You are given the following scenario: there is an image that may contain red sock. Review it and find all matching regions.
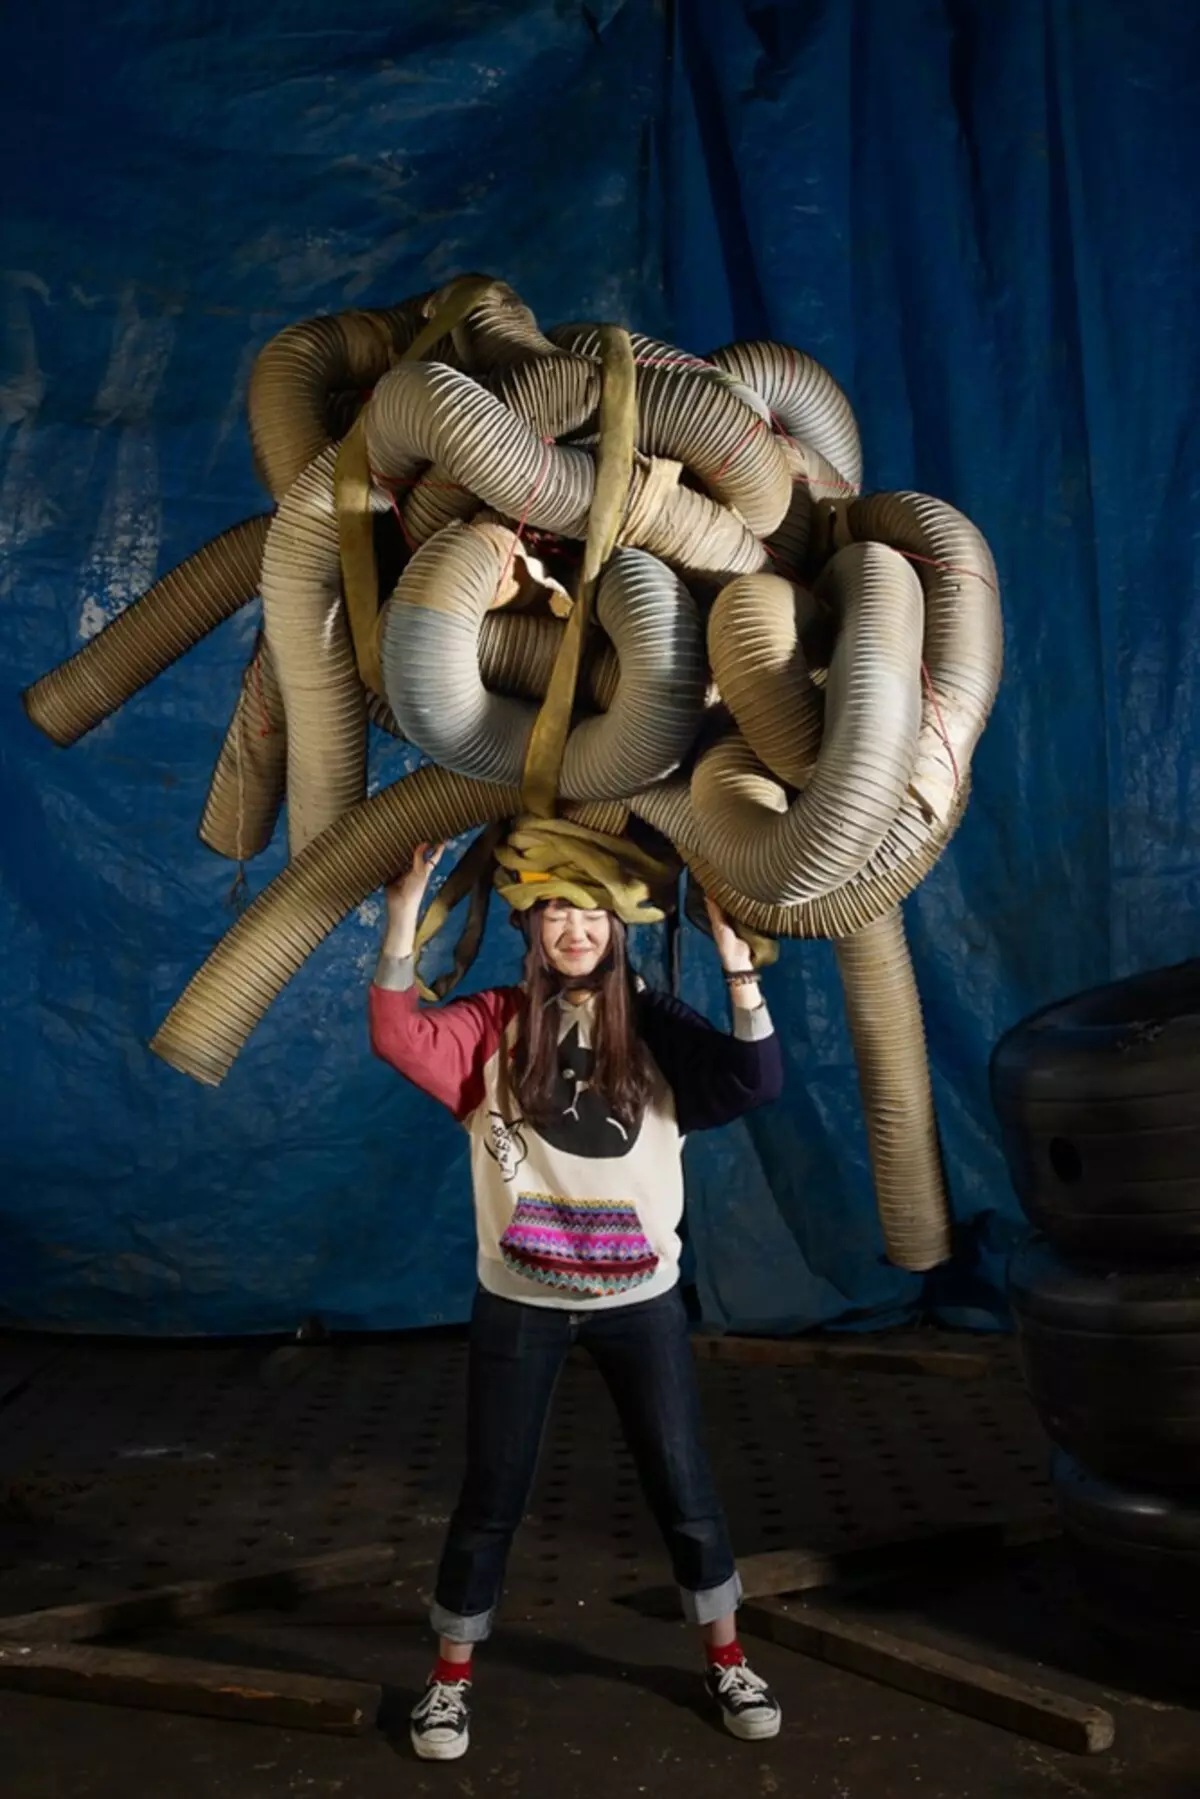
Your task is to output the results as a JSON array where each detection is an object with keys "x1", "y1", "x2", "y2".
[
  {"x1": 706, "y1": 1640, "x2": 745, "y2": 1670},
  {"x1": 433, "y1": 1654, "x2": 472, "y2": 1686}
]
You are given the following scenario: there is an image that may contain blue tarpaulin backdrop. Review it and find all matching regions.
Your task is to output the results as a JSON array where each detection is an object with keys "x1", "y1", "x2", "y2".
[{"x1": 1, "y1": 2, "x2": 1197, "y2": 1335}]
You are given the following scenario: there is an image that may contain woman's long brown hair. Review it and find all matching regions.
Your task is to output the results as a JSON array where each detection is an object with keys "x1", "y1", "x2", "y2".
[{"x1": 510, "y1": 907, "x2": 655, "y2": 1132}]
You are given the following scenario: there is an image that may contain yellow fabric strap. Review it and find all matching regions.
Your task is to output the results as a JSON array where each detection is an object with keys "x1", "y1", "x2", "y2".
[
  {"x1": 494, "y1": 815, "x2": 677, "y2": 926},
  {"x1": 403, "y1": 275, "x2": 499, "y2": 361},
  {"x1": 519, "y1": 325, "x2": 637, "y2": 818},
  {"x1": 335, "y1": 274, "x2": 502, "y2": 704},
  {"x1": 334, "y1": 416, "x2": 383, "y2": 694},
  {"x1": 683, "y1": 872, "x2": 779, "y2": 971},
  {"x1": 411, "y1": 823, "x2": 506, "y2": 1003},
  {"x1": 740, "y1": 924, "x2": 779, "y2": 970}
]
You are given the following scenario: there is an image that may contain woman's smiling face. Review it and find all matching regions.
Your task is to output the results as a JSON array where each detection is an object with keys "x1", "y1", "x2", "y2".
[{"x1": 539, "y1": 900, "x2": 612, "y2": 978}]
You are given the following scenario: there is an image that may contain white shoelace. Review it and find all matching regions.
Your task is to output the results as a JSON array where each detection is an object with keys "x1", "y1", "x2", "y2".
[
  {"x1": 716, "y1": 1662, "x2": 772, "y2": 1706},
  {"x1": 419, "y1": 1681, "x2": 469, "y2": 1727}
]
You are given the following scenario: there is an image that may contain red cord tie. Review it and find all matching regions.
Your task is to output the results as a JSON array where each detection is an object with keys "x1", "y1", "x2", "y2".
[
  {"x1": 897, "y1": 546, "x2": 999, "y2": 598},
  {"x1": 368, "y1": 470, "x2": 471, "y2": 495},
  {"x1": 921, "y1": 660, "x2": 960, "y2": 791},
  {"x1": 710, "y1": 415, "x2": 768, "y2": 482},
  {"x1": 384, "y1": 483, "x2": 416, "y2": 552},
  {"x1": 634, "y1": 353, "x2": 713, "y2": 372}
]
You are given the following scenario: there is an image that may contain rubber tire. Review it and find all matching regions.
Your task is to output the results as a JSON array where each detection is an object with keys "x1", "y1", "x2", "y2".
[
  {"x1": 1053, "y1": 1452, "x2": 1200, "y2": 1673},
  {"x1": 1009, "y1": 1239, "x2": 1200, "y2": 1489},
  {"x1": 990, "y1": 959, "x2": 1200, "y2": 1258}
]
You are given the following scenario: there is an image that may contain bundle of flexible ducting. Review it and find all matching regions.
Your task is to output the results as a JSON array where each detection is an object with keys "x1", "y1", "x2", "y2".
[{"x1": 22, "y1": 274, "x2": 1003, "y2": 1272}]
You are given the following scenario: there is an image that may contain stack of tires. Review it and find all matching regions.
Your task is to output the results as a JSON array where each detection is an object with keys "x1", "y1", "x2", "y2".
[{"x1": 990, "y1": 960, "x2": 1200, "y2": 1676}]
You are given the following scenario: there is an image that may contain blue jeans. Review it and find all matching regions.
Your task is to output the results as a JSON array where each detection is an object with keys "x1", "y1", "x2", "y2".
[{"x1": 431, "y1": 1285, "x2": 742, "y2": 1643}]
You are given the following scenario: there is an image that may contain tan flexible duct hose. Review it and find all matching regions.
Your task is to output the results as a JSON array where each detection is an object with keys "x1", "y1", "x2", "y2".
[
  {"x1": 628, "y1": 776, "x2": 970, "y2": 941},
  {"x1": 507, "y1": 322, "x2": 776, "y2": 454},
  {"x1": 364, "y1": 360, "x2": 766, "y2": 576},
  {"x1": 558, "y1": 548, "x2": 705, "y2": 799},
  {"x1": 400, "y1": 463, "x2": 480, "y2": 546},
  {"x1": 550, "y1": 324, "x2": 711, "y2": 369},
  {"x1": 629, "y1": 354, "x2": 792, "y2": 537},
  {"x1": 244, "y1": 286, "x2": 509, "y2": 805},
  {"x1": 364, "y1": 613, "x2": 618, "y2": 737},
  {"x1": 477, "y1": 611, "x2": 619, "y2": 710},
  {"x1": 249, "y1": 313, "x2": 353, "y2": 498},
  {"x1": 493, "y1": 349, "x2": 602, "y2": 437},
  {"x1": 433, "y1": 277, "x2": 563, "y2": 372},
  {"x1": 707, "y1": 340, "x2": 863, "y2": 492},
  {"x1": 687, "y1": 492, "x2": 1001, "y2": 914},
  {"x1": 690, "y1": 543, "x2": 925, "y2": 903},
  {"x1": 151, "y1": 765, "x2": 520, "y2": 1086},
  {"x1": 842, "y1": 491, "x2": 1001, "y2": 860},
  {"x1": 22, "y1": 516, "x2": 271, "y2": 747},
  {"x1": 260, "y1": 444, "x2": 371, "y2": 851},
  {"x1": 834, "y1": 908, "x2": 951, "y2": 1270},
  {"x1": 201, "y1": 600, "x2": 622, "y2": 864},
  {"x1": 848, "y1": 491, "x2": 1003, "y2": 726},
  {"x1": 550, "y1": 325, "x2": 776, "y2": 425},
  {"x1": 766, "y1": 437, "x2": 855, "y2": 580},
  {"x1": 200, "y1": 635, "x2": 286, "y2": 861},
  {"x1": 496, "y1": 348, "x2": 792, "y2": 538},
  {"x1": 562, "y1": 799, "x2": 632, "y2": 837},
  {"x1": 34, "y1": 276, "x2": 1005, "y2": 1275},
  {"x1": 631, "y1": 469, "x2": 767, "y2": 575},
  {"x1": 150, "y1": 752, "x2": 967, "y2": 1097},
  {"x1": 380, "y1": 520, "x2": 546, "y2": 781},
  {"x1": 707, "y1": 572, "x2": 825, "y2": 787},
  {"x1": 247, "y1": 299, "x2": 434, "y2": 500},
  {"x1": 367, "y1": 360, "x2": 592, "y2": 527},
  {"x1": 380, "y1": 524, "x2": 703, "y2": 797}
]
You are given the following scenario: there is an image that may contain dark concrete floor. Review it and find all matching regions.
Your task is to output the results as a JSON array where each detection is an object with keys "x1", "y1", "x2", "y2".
[{"x1": 0, "y1": 1329, "x2": 1196, "y2": 1799}]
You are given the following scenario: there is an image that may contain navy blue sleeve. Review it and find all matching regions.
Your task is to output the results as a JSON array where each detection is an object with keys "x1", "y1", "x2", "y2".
[{"x1": 636, "y1": 988, "x2": 783, "y2": 1134}]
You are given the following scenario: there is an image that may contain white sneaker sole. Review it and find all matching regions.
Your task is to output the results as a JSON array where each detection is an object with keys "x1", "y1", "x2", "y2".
[
  {"x1": 722, "y1": 1709, "x2": 782, "y2": 1742},
  {"x1": 411, "y1": 1729, "x2": 470, "y2": 1762}
]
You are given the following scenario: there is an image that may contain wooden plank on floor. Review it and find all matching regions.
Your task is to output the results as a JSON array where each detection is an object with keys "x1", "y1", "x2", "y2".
[
  {"x1": 735, "y1": 1515, "x2": 1060, "y2": 1600},
  {"x1": 741, "y1": 1596, "x2": 1115, "y2": 1755},
  {"x1": 0, "y1": 1641, "x2": 379, "y2": 1734},
  {"x1": 690, "y1": 1333, "x2": 995, "y2": 1379},
  {"x1": 0, "y1": 1543, "x2": 398, "y2": 1644},
  {"x1": 623, "y1": 1515, "x2": 1060, "y2": 1617}
]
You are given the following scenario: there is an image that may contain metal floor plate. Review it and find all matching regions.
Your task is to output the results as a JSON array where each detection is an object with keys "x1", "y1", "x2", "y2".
[{"x1": 0, "y1": 1331, "x2": 1052, "y2": 1625}]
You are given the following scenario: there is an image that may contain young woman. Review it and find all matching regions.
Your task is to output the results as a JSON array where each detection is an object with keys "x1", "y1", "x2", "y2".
[{"x1": 370, "y1": 836, "x2": 784, "y2": 1761}]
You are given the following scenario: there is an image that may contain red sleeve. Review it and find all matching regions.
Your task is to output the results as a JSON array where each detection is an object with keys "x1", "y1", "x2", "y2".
[{"x1": 368, "y1": 984, "x2": 520, "y2": 1122}]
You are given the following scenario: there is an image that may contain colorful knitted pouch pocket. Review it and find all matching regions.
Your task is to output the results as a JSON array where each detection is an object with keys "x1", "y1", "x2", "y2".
[{"x1": 499, "y1": 1193, "x2": 659, "y2": 1299}]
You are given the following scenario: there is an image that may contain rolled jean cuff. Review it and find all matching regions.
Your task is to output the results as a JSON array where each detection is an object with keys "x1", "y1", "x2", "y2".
[
  {"x1": 430, "y1": 1599, "x2": 496, "y2": 1645},
  {"x1": 680, "y1": 1569, "x2": 743, "y2": 1627}
]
